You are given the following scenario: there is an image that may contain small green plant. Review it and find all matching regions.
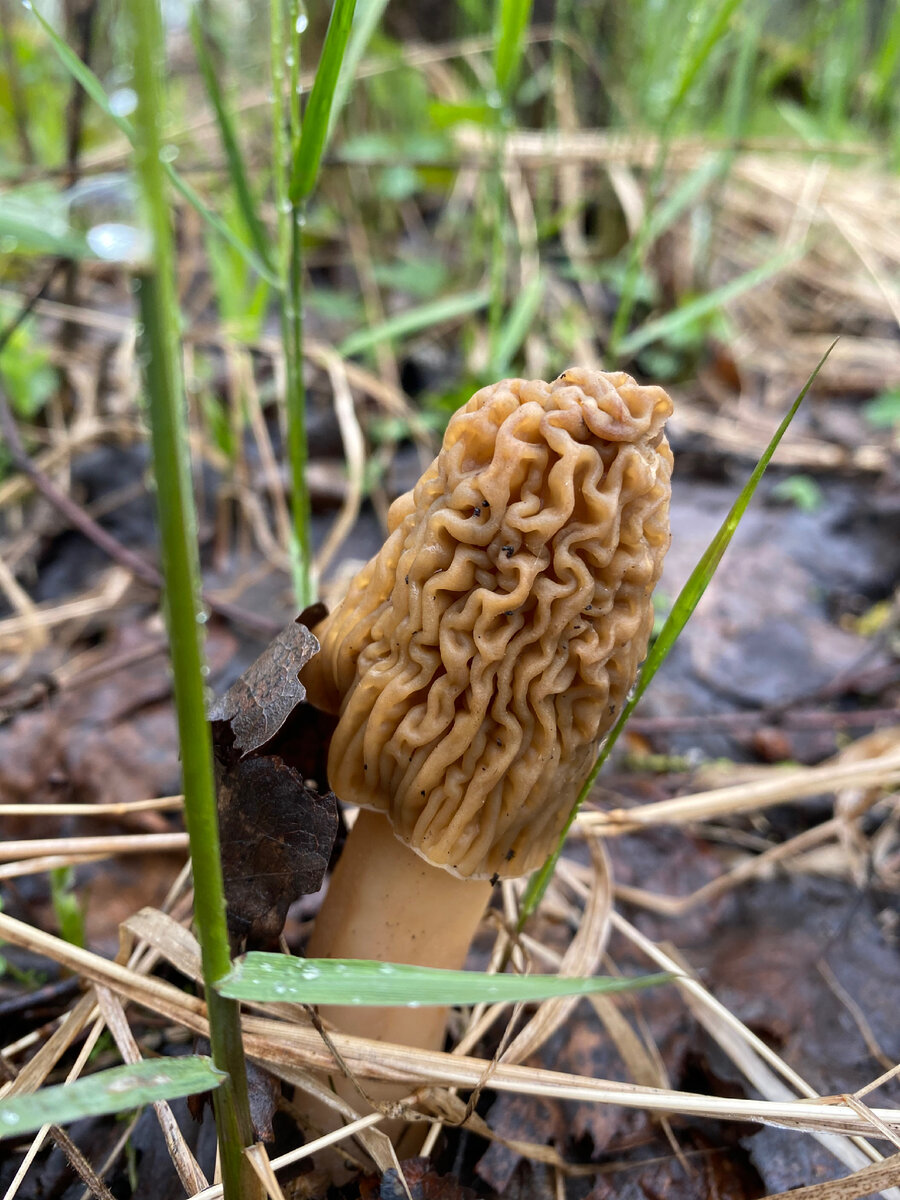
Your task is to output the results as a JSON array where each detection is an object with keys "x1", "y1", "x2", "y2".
[
  {"x1": 772, "y1": 473, "x2": 824, "y2": 512},
  {"x1": 0, "y1": 315, "x2": 57, "y2": 420},
  {"x1": 864, "y1": 388, "x2": 900, "y2": 429},
  {"x1": 49, "y1": 866, "x2": 86, "y2": 949}
]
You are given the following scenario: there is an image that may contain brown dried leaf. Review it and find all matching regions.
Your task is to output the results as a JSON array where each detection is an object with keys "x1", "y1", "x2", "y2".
[
  {"x1": 583, "y1": 1134, "x2": 758, "y2": 1200},
  {"x1": 246, "y1": 1058, "x2": 280, "y2": 1143},
  {"x1": 216, "y1": 754, "x2": 337, "y2": 951},
  {"x1": 374, "y1": 1158, "x2": 478, "y2": 1200},
  {"x1": 209, "y1": 619, "x2": 321, "y2": 758}
]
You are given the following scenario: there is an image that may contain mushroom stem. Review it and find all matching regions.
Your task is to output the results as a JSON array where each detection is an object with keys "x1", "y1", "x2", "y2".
[
  {"x1": 304, "y1": 808, "x2": 491, "y2": 1148},
  {"x1": 307, "y1": 807, "x2": 492, "y2": 1051}
]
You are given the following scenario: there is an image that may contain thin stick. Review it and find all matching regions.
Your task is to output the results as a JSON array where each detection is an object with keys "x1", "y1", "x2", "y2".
[
  {"x1": 0, "y1": 834, "x2": 188, "y2": 862},
  {"x1": 578, "y1": 748, "x2": 900, "y2": 834},
  {"x1": 0, "y1": 796, "x2": 183, "y2": 818},
  {"x1": 95, "y1": 985, "x2": 209, "y2": 1193}
]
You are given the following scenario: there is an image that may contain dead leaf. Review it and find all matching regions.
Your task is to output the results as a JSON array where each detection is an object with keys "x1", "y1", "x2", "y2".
[
  {"x1": 583, "y1": 1132, "x2": 758, "y2": 1199},
  {"x1": 210, "y1": 609, "x2": 338, "y2": 952},
  {"x1": 246, "y1": 1058, "x2": 280, "y2": 1143},
  {"x1": 376, "y1": 1158, "x2": 478, "y2": 1200},
  {"x1": 216, "y1": 754, "x2": 337, "y2": 951},
  {"x1": 209, "y1": 619, "x2": 321, "y2": 758}
]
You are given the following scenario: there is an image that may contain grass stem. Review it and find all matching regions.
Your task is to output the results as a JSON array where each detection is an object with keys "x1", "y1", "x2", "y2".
[
  {"x1": 285, "y1": 207, "x2": 314, "y2": 606},
  {"x1": 127, "y1": 3, "x2": 257, "y2": 1195}
]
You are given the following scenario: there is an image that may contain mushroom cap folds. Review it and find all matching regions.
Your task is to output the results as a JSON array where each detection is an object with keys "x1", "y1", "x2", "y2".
[{"x1": 304, "y1": 369, "x2": 673, "y2": 880}]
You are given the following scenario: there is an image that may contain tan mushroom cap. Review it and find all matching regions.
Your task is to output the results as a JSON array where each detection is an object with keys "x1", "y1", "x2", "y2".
[{"x1": 303, "y1": 369, "x2": 673, "y2": 880}]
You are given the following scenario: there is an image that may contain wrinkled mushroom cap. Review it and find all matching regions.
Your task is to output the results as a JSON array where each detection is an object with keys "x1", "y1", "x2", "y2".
[{"x1": 303, "y1": 369, "x2": 673, "y2": 879}]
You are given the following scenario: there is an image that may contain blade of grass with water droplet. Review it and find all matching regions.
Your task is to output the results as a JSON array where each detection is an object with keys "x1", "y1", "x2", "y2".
[
  {"x1": 219, "y1": 954, "x2": 671, "y2": 1006},
  {"x1": 519, "y1": 340, "x2": 838, "y2": 924},
  {"x1": 26, "y1": 3, "x2": 277, "y2": 285},
  {"x1": 289, "y1": 0, "x2": 358, "y2": 204},
  {"x1": 0, "y1": 1057, "x2": 224, "y2": 1140},
  {"x1": 665, "y1": 0, "x2": 743, "y2": 125}
]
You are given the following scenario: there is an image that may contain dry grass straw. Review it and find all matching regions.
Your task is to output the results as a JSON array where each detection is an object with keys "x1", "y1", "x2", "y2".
[
  {"x1": 0, "y1": 866, "x2": 197, "y2": 1200},
  {"x1": 4, "y1": 730, "x2": 900, "y2": 1192},
  {"x1": 2, "y1": 724, "x2": 899, "y2": 1195},
  {"x1": 0, "y1": 833, "x2": 189, "y2": 862},
  {"x1": 577, "y1": 736, "x2": 900, "y2": 836},
  {"x1": 578, "y1": 729, "x2": 900, "y2": 917},
  {"x1": 4, "y1": 904, "x2": 900, "y2": 1148}
]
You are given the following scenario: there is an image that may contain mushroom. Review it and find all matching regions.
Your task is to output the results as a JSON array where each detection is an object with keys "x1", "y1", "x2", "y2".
[{"x1": 302, "y1": 368, "x2": 673, "y2": 1064}]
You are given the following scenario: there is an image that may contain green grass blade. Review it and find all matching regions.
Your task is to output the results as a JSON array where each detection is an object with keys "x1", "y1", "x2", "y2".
[
  {"x1": 490, "y1": 273, "x2": 544, "y2": 376},
  {"x1": 0, "y1": 1057, "x2": 224, "y2": 1140},
  {"x1": 642, "y1": 155, "x2": 728, "y2": 246},
  {"x1": 518, "y1": 340, "x2": 838, "y2": 923},
  {"x1": 26, "y1": 2, "x2": 132, "y2": 137},
  {"x1": 339, "y1": 288, "x2": 490, "y2": 358},
  {"x1": 189, "y1": 7, "x2": 272, "y2": 271},
  {"x1": 665, "y1": 0, "x2": 742, "y2": 125},
  {"x1": 871, "y1": 1, "x2": 900, "y2": 117},
  {"x1": 27, "y1": 2, "x2": 276, "y2": 286},
  {"x1": 219, "y1": 955, "x2": 671, "y2": 1006},
  {"x1": 327, "y1": 0, "x2": 391, "y2": 142},
  {"x1": 165, "y1": 168, "x2": 278, "y2": 286},
  {"x1": 618, "y1": 247, "x2": 803, "y2": 358},
  {"x1": 129, "y1": 1, "x2": 256, "y2": 1191},
  {"x1": 494, "y1": 0, "x2": 535, "y2": 101},
  {"x1": 289, "y1": 0, "x2": 358, "y2": 203},
  {"x1": 0, "y1": 191, "x2": 89, "y2": 258}
]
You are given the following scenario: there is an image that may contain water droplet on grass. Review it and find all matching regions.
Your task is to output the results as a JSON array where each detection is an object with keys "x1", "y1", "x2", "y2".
[
  {"x1": 109, "y1": 87, "x2": 137, "y2": 117},
  {"x1": 107, "y1": 1076, "x2": 137, "y2": 1093},
  {"x1": 87, "y1": 222, "x2": 150, "y2": 265}
]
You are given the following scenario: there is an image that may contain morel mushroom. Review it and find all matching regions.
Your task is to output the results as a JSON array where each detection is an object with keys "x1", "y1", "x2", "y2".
[{"x1": 303, "y1": 368, "x2": 673, "y2": 1054}]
